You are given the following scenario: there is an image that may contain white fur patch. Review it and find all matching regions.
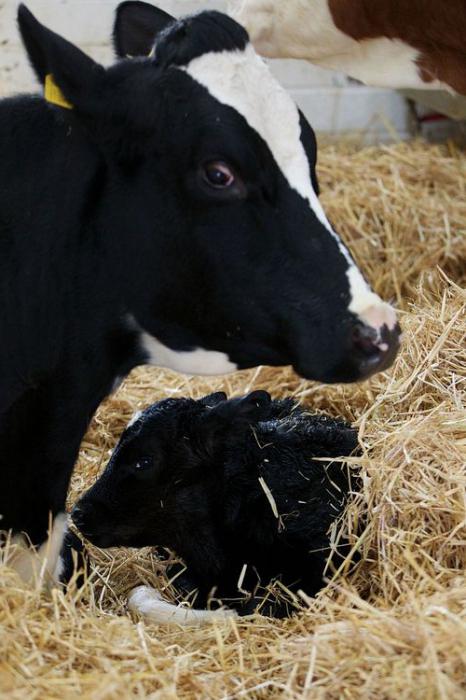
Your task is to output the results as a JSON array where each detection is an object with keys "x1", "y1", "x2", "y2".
[
  {"x1": 230, "y1": 0, "x2": 353, "y2": 63},
  {"x1": 128, "y1": 585, "x2": 236, "y2": 627},
  {"x1": 111, "y1": 375, "x2": 125, "y2": 394},
  {"x1": 127, "y1": 410, "x2": 143, "y2": 429},
  {"x1": 181, "y1": 41, "x2": 396, "y2": 327},
  {"x1": 140, "y1": 333, "x2": 237, "y2": 376},
  {"x1": 124, "y1": 315, "x2": 237, "y2": 376},
  {"x1": 52, "y1": 552, "x2": 65, "y2": 583},
  {"x1": 319, "y1": 39, "x2": 447, "y2": 91}
]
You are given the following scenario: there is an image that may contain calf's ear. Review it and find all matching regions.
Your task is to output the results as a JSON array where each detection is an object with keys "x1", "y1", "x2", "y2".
[
  {"x1": 232, "y1": 391, "x2": 272, "y2": 422},
  {"x1": 18, "y1": 5, "x2": 104, "y2": 112},
  {"x1": 114, "y1": 1, "x2": 175, "y2": 58},
  {"x1": 199, "y1": 392, "x2": 228, "y2": 408},
  {"x1": 200, "y1": 391, "x2": 272, "y2": 455},
  {"x1": 207, "y1": 391, "x2": 272, "y2": 426}
]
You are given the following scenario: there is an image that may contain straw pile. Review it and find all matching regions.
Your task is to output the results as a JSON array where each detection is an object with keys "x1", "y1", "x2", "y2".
[{"x1": 1, "y1": 141, "x2": 465, "y2": 699}]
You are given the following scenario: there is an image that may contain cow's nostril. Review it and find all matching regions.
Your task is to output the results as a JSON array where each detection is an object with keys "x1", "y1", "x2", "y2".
[
  {"x1": 352, "y1": 323, "x2": 380, "y2": 357},
  {"x1": 350, "y1": 321, "x2": 401, "y2": 381}
]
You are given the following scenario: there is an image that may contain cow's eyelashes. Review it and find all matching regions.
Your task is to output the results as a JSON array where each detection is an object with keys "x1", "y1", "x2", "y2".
[{"x1": 134, "y1": 456, "x2": 154, "y2": 472}]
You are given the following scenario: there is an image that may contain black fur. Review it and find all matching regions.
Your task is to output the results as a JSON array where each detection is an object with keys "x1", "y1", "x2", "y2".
[{"x1": 74, "y1": 393, "x2": 360, "y2": 617}]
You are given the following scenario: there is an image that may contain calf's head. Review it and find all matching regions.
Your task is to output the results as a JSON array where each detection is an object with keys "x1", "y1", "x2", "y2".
[
  {"x1": 18, "y1": 2, "x2": 400, "y2": 383},
  {"x1": 72, "y1": 391, "x2": 271, "y2": 549}
]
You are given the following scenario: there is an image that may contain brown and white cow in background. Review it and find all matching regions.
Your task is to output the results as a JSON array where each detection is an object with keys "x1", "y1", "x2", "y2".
[{"x1": 230, "y1": 0, "x2": 466, "y2": 95}]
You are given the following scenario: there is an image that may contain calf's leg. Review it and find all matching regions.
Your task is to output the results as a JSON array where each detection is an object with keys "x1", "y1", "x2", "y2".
[{"x1": 127, "y1": 586, "x2": 237, "y2": 627}]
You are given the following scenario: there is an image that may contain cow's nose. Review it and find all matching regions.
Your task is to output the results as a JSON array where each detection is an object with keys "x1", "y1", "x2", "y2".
[
  {"x1": 356, "y1": 302, "x2": 398, "y2": 334},
  {"x1": 351, "y1": 320, "x2": 401, "y2": 379}
]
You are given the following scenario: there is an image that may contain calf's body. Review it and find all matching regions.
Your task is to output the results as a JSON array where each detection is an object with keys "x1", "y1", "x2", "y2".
[{"x1": 74, "y1": 392, "x2": 359, "y2": 619}]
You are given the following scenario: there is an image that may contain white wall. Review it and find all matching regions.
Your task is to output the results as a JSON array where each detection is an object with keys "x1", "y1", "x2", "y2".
[{"x1": 0, "y1": 0, "x2": 412, "y2": 141}]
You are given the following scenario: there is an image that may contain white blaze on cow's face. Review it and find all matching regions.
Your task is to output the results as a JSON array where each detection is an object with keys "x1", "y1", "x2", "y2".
[{"x1": 180, "y1": 44, "x2": 397, "y2": 339}]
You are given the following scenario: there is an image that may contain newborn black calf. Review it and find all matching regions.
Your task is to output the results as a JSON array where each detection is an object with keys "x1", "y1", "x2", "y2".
[{"x1": 73, "y1": 392, "x2": 359, "y2": 618}]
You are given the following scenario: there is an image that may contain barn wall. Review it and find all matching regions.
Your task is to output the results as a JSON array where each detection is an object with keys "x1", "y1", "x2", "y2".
[{"x1": 0, "y1": 0, "x2": 413, "y2": 141}]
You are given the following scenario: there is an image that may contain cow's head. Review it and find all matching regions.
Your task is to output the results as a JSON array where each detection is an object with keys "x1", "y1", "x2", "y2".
[{"x1": 18, "y1": 2, "x2": 400, "y2": 383}]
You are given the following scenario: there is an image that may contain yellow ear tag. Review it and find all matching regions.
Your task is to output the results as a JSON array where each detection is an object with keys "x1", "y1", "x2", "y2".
[{"x1": 44, "y1": 74, "x2": 73, "y2": 110}]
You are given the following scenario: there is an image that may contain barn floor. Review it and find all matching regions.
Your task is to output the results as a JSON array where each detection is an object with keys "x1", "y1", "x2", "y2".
[{"x1": 1, "y1": 141, "x2": 465, "y2": 700}]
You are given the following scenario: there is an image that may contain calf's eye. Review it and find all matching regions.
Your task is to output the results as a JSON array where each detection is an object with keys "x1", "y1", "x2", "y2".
[
  {"x1": 135, "y1": 456, "x2": 153, "y2": 471},
  {"x1": 203, "y1": 161, "x2": 235, "y2": 189}
]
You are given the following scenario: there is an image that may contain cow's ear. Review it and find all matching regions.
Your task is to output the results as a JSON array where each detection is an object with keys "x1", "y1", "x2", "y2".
[
  {"x1": 18, "y1": 5, "x2": 104, "y2": 110},
  {"x1": 113, "y1": 1, "x2": 175, "y2": 58}
]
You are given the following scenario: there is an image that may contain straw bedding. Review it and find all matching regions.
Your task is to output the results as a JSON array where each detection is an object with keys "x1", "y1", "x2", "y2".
[{"x1": 1, "y1": 141, "x2": 465, "y2": 699}]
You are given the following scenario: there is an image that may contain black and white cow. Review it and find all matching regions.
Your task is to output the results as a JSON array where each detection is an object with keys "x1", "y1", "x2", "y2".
[
  {"x1": 0, "y1": 2, "x2": 399, "y2": 572},
  {"x1": 74, "y1": 391, "x2": 359, "y2": 622}
]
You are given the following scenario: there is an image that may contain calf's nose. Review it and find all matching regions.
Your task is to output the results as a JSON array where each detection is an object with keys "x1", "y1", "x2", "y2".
[
  {"x1": 71, "y1": 502, "x2": 99, "y2": 536},
  {"x1": 70, "y1": 504, "x2": 87, "y2": 530}
]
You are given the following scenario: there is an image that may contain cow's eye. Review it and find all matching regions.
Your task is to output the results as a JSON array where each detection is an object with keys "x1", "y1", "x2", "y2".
[
  {"x1": 135, "y1": 456, "x2": 153, "y2": 471},
  {"x1": 203, "y1": 161, "x2": 235, "y2": 189}
]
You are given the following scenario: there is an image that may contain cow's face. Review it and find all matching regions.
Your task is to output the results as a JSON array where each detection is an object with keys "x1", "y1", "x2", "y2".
[
  {"x1": 72, "y1": 392, "x2": 266, "y2": 549},
  {"x1": 18, "y1": 4, "x2": 400, "y2": 383}
]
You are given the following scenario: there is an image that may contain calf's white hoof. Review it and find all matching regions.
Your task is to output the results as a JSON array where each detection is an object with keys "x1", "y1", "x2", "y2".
[{"x1": 128, "y1": 585, "x2": 237, "y2": 627}]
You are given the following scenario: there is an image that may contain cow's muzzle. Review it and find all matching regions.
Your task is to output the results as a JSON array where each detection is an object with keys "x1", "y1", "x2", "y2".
[{"x1": 350, "y1": 319, "x2": 401, "y2": 380}]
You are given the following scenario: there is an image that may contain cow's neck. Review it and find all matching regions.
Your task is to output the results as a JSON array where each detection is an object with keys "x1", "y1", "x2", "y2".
[{"x1": 0, "y1": 96, "x2": 143, "y2": 395}]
